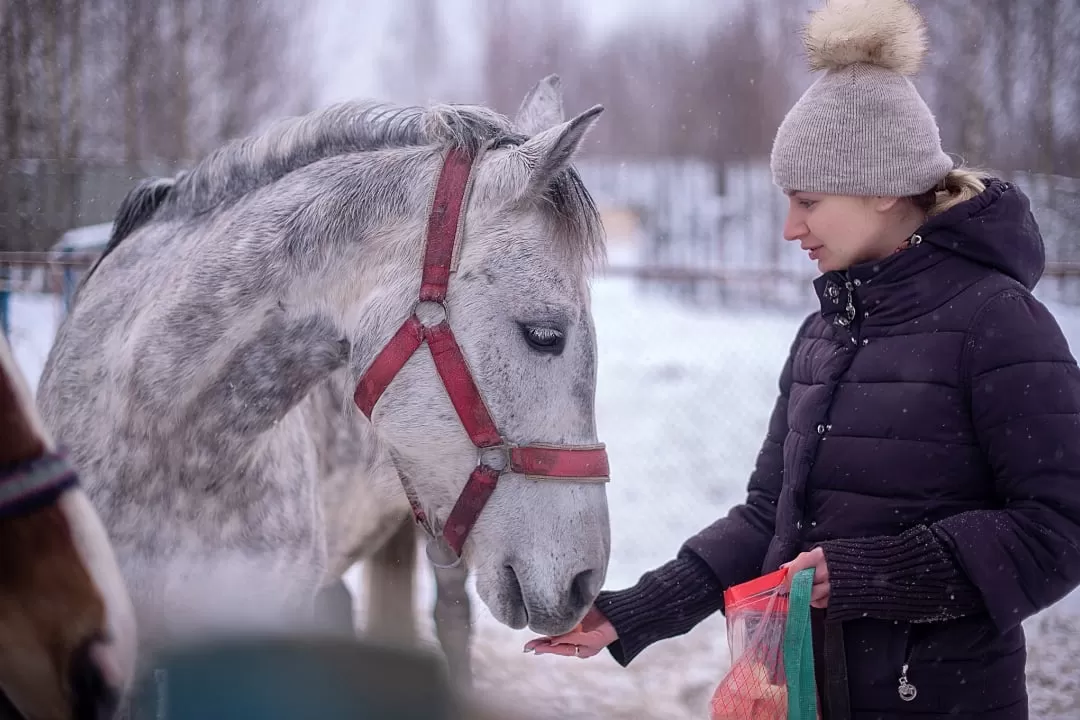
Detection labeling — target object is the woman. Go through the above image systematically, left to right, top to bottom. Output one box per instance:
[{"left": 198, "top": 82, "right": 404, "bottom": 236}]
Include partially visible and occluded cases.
[{"left": 525, "top": 1, "right": 1080, "bottom": 718}]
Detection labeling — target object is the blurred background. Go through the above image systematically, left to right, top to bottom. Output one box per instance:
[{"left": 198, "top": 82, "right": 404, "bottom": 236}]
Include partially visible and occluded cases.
[{"left": 2, "top": 1, "right": 1079, "bottom": 718}]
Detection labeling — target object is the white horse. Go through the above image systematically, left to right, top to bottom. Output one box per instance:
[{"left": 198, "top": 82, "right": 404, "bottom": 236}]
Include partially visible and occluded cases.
[{"left": 36, "top": 75, "right": 612, "bottom": 701}]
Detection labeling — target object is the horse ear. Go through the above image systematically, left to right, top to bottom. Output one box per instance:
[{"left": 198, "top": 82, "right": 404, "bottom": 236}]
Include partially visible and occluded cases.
[
  {"left": 512, "top": 74, "right": 565, "bottom": 135},
  {"left": 507, "top": 104, "right": 603, "bottom": 199}
]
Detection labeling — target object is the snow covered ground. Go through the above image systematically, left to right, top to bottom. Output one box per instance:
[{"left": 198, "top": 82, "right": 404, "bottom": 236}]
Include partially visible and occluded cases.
[{"left": 9, "top": 278, "right": 1080, "bottom": 719}]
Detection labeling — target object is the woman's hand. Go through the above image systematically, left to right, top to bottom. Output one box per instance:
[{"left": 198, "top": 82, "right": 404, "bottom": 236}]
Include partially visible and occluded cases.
[
  {"left": 781, "top": 546, "right": 831, "bottom": 608},
  {"left": 523, "top": 605, "right": 617, "bottom": 658}
]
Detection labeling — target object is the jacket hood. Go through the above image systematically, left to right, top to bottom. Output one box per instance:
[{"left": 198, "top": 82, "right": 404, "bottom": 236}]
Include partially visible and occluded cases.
[{"left": 918, "top": 177, "right": 1046, "bottom": 290}]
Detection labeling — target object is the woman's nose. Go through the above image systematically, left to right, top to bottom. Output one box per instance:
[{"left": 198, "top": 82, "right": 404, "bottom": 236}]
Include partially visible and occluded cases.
[{"left": 782, "top": 211, "right": 805, "bottom": 242}]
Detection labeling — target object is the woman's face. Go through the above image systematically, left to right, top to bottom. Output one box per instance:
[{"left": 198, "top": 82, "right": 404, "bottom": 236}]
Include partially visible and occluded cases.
[{"left": 782, "top": 191, "right": 904, "bottom": 273}]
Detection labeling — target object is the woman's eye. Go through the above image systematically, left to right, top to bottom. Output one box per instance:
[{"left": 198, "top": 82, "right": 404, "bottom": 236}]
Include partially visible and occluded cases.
[
  {"left": 799, "top": 200, "right": 816, "bottom": 209},
  {"left": 522, "top": 325, "right": 565, "bottom": 355}
]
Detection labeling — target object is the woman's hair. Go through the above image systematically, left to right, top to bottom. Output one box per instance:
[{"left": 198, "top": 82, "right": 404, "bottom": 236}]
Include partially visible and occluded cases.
[{"left": 909, "top": 167, "right": 988, "bottom": 216}]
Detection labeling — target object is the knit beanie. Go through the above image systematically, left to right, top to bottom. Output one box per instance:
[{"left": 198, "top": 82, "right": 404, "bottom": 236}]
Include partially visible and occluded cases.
[{"left": 770, "top": 0, "right": 955, "bottom": 197}]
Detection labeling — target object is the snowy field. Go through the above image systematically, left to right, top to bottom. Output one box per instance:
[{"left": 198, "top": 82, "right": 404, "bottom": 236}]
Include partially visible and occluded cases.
[{"left": 9, "top": 277, "right": 1080, "bottom": 719}]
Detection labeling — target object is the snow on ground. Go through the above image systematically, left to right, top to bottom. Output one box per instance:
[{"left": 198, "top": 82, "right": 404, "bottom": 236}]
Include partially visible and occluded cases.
[
  {"left": 10, "top": 278, "right": 1080, "bottom": 719},
  {"left": 7, "top": 292, "right": 65, "bottom": 392}
]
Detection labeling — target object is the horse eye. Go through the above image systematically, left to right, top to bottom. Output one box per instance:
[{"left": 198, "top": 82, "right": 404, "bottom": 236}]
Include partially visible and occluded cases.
[{"left": 521, "top": 325, "right": 565, "bottom": 355}]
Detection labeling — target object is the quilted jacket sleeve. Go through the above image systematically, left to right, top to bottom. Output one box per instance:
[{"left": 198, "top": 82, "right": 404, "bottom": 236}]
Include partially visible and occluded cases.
[{"left": 930, "top": 288, "right": 1080, "bottom": 633}]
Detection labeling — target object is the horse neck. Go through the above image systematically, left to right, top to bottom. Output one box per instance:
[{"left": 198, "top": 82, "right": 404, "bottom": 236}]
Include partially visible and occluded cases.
[{"left": 137, "top": 152, "right": 435, "bottom": 449}]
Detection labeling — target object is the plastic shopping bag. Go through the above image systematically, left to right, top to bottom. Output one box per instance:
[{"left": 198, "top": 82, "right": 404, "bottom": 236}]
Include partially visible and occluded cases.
[{"left": 710, "top": 567, "right": 818, "bottom": 720}]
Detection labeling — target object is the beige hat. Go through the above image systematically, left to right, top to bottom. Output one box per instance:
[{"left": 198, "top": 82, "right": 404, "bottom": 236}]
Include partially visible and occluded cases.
[{"left": 769, "top": 0, "right": 955, "bottom": 196}]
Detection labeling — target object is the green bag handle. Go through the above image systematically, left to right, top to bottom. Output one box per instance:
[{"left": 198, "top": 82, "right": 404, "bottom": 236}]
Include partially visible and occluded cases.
[{"left": 783, "top": 567, "right": 818, "bottom": 720}]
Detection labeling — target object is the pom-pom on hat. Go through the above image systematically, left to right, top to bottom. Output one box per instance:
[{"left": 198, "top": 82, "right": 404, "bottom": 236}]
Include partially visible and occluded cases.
[{"left": 770, "top": 0, "right": 954, "bottom": 197}]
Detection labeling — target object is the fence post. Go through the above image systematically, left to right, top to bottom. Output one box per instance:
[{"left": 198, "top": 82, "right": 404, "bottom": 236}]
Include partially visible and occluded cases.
[
  {"left": 61, "top": 247, "right": 76, "bottom": 318},
  {"left": 0, "top": 267, "right": 9, "bottom": 340}
]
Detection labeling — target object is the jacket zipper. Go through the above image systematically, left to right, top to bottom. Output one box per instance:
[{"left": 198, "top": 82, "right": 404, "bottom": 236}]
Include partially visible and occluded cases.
[
  {"left": 828, "top": 272, "right": 861, "bottom": 346},
  {"left": 897, "top": 626, "right": 918, "bottom": 702}
]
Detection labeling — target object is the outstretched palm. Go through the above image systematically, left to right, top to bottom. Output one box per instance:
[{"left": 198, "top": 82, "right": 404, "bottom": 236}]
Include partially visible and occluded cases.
[{"left": 523, "top": 606, "right": 618, "bottom": 658}]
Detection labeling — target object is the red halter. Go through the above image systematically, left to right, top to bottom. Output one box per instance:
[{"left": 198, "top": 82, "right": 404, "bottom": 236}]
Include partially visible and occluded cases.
[{"left": 353, "top": 147, "right": 611, "bottom": 558}]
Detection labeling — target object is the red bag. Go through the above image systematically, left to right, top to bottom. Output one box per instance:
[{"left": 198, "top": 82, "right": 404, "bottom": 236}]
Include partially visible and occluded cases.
[{"left": 710, "top": 568, "right": 792, "bottom": 720}]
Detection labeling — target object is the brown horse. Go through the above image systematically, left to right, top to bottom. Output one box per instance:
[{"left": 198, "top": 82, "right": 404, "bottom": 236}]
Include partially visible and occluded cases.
[{"left": 0, "top": 333, "right": 137, "bottom": 719}]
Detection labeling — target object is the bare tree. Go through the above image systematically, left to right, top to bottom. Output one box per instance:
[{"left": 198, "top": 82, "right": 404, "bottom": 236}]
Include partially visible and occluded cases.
[
  {"left": 0, "top": 0, "right": 315, "bottom": 251},
  {"left": 1, "top": 0, "right": 21, "bottom": 159},
  {"left": 65, "top": 0, "right": 83, "bottom": 160},
  {"left": 120, "top": 0, "right": 146, "bottom": 166},
  {"left": 172, "top": 0, "right": 192, "bottom": 163},
  {"left": 474, "top": 0, "right": 797, "bottom": 162},
  {"left": 1034, "top": 0, "right": 1058, "bottom": 175}
]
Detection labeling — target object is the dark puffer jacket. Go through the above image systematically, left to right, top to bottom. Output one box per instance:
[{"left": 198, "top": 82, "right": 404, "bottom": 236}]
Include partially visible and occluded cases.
[{"left": 596, "top": 179, "right": 1080, "bottom": 719}]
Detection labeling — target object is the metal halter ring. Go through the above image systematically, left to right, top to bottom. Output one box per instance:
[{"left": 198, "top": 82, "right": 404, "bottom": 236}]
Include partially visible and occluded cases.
[
  {"left": 414, "top": 299, "right": 448, "bottom": 328},
  {"left": 479, "top": 444, "right": 510, "bottom": 473}
]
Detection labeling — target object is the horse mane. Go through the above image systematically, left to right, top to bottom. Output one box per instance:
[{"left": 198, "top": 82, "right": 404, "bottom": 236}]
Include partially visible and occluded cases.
[
  {"left": 88, "top": 100, "right": 603, "bottom": 286},
  {"left": 78, "top": 177, "right": 175, "bottom": 286}
]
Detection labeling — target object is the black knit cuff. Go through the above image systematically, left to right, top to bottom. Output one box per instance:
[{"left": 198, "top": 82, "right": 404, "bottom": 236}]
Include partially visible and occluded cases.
[
  {"left": 818, "top": 525, "right": 985, "bottom": 624},
  {"left": 594, "top": 550, "right": 723, "bottom": 666}
]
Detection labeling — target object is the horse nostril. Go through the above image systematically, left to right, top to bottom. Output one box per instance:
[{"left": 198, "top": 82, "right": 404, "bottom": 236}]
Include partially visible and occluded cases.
[
  {"left": 570, "top": 569, "right": 599, "bottom": 611},
  {"left": 70, "top": 639, "right": 121, "bottom": 720}
]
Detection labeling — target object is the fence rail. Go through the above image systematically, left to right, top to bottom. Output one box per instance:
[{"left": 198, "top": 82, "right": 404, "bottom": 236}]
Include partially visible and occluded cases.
[
  {"left": 0, "top": 250, "right": 100, "bottom": 265},
  {"left": 5, "top": 250, "right": 1080, "bottom": 298},
  {"left": 0, "top": 252, "right": 97, "bottom": 336},
  {"left": 599, "top": 261, "right": 1080, "bottom": 310},
  {"left": 601, "top": 261, "right": 1080, "bottom": 281}
]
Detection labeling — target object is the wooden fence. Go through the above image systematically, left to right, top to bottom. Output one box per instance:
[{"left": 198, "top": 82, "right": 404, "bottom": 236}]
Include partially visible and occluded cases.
[{"left": 575, "top": 159, "right": 1080, "bottom": 311}]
